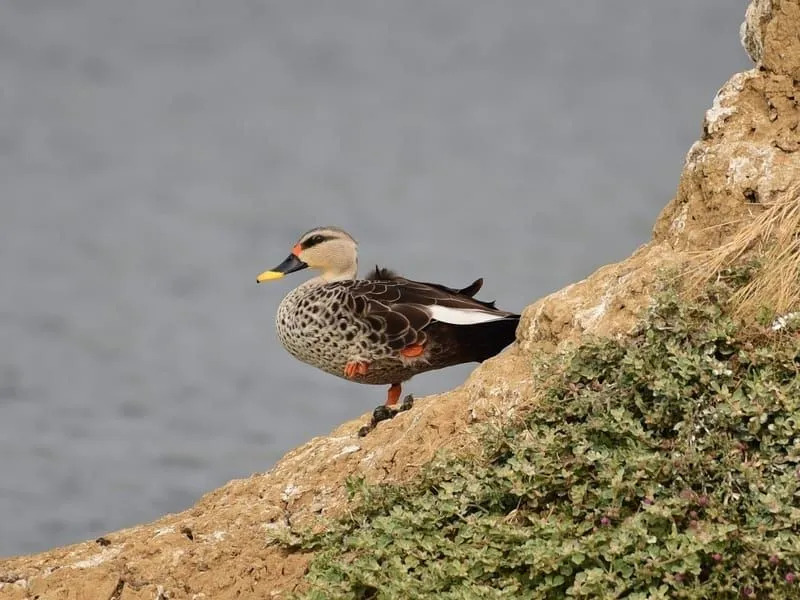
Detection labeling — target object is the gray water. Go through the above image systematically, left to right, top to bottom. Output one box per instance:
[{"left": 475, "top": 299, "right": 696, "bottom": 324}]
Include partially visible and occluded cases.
[{"left": 0, "top": 0, "right": 749, "bottom": 557}]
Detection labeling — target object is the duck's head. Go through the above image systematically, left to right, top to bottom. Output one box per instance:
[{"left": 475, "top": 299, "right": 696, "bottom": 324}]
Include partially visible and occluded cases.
[{"left": 257, "top": 226, "right": 358, "bottom": 283}]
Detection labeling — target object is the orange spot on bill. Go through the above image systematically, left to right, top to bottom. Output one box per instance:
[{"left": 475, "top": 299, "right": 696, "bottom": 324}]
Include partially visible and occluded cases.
[
  {"left": 291, "top": 243, "right": 303, "bottom": 256},
  {"left": 400, "top": 344, "right": 424, "bottom": 358}
]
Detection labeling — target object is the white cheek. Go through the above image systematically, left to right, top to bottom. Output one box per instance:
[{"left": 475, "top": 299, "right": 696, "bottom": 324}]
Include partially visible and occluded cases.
[{"left": 299, "top": 251, "right": 317, "bottom": 268}]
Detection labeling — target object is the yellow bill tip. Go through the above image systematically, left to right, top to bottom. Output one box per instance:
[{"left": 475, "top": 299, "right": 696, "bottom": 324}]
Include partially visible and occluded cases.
[{"left": 256, "top": 270, "right": 285, "bottom": 283}]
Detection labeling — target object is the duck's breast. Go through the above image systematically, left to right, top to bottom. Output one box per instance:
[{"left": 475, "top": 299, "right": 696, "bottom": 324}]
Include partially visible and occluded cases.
[{"left": 274, "top": 283, "right": 395, "bottom": 378}]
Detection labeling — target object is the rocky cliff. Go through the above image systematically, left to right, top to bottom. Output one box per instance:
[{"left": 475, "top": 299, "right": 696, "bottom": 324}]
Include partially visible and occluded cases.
[{"left": 2, "top": 1, "right": 799, "bottom": 598}]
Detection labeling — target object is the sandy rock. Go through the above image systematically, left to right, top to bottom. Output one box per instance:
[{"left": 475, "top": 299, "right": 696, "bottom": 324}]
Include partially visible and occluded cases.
[
  {"left": 741, "top": 0, "right": 800, "bottom": 78},
  {"left": 654, "top": 70, "right": 800, "bottom": 252}
]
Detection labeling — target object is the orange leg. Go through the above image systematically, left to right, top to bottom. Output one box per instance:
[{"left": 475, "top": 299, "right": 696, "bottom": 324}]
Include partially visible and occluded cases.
[
  {"left": 400, "top": 344, "right": 425, "bottom": 358},
  {"left": 344, "top": 360, "right": 370, "bottom": 378},
  {"left": 386, "top": 383, "right": 402, "bottom": 406}
]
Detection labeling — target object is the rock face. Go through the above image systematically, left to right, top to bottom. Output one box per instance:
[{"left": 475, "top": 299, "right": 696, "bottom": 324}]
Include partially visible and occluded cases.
[
  {"left": 741, "top": 0, "right": 800, "bottom": 79},
  {"left": 2, "top": 1, "right": 799, "bottom": 598}
]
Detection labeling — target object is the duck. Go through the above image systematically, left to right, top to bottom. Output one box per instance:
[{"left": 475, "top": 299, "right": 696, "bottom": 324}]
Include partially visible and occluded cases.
[{"left": 257, "top": 226, "right": 520, "bottom": 428}]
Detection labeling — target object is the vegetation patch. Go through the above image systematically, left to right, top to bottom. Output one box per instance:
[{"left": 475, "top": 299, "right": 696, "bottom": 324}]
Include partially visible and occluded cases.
[
  {"left": 688, "top": 188, "right": 800, "bottom": 321},
  {"left": 287, "top": 277, "right": 800, "bottom": 599}
]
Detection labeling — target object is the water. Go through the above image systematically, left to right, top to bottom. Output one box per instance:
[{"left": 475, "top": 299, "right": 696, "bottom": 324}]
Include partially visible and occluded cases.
[{"left": 0, "top": 0, "right": 749, "bottom": 557}]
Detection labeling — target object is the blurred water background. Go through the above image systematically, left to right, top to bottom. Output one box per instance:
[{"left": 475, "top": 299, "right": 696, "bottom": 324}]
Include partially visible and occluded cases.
[{"left": 0, "top": 0, "right": 749, "bottom": 556}]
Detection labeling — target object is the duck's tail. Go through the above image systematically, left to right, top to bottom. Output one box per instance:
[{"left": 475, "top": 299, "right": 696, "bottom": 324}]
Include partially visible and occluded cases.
[{"left": 459, "top": 315, "right": 521, "bottom": 362}]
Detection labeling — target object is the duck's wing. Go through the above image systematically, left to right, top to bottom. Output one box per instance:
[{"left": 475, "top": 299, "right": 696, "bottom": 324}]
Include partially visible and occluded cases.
[
  {"left": 365, "top": 265, "right": 487, "bottom": 302},
  {"left": 343, "top": 277, "right": 517, "bottom": 351}
]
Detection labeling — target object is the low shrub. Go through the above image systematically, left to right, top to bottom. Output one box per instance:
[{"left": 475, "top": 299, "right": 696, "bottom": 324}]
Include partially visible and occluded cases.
[{"left": 290, "top": 282, "right": 800, "bottom": 599}]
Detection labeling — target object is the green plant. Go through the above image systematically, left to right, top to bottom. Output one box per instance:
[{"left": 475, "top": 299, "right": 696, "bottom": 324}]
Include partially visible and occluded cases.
[{"left": 289, "top": 285, "right": 800, "bottom": 599}]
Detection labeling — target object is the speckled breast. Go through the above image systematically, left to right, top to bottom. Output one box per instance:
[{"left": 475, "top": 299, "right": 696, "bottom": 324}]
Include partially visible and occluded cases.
[{"left": 274, "top": 281, "right": 407, "bottom": 384}]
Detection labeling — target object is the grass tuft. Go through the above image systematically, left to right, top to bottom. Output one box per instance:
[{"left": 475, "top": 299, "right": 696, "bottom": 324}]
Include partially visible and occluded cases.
[{"left": 686, "top": 187, "right": 800, "bottom": 321}]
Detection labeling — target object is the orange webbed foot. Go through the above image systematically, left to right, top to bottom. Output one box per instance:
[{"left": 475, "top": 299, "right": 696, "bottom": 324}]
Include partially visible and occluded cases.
[
  {"left": 344, "top": 360, "right": 370, "bottom": 378},
  {"left": 357, "top": 389, "right": 415, "bottom": 437}
]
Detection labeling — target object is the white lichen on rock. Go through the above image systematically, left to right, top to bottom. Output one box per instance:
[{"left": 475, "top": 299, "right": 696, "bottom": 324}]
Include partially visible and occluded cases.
[
  {"left": 740, "top": 0, "right": 771, "bottom": 63},
  {"left": 704, "top": 71, "right": 753, "bottom": 135},
  {"left": 333, "top": 444, "right": 361, "bottom": 459},
  {"left": 281, "top": 483, "right": 300, "bottom": 503},
  {"left": 153, "top": 526, "right": 175, "bottom": 537},
  {"left": 70, "top": 547, "right": 120, "bottom": 569}
]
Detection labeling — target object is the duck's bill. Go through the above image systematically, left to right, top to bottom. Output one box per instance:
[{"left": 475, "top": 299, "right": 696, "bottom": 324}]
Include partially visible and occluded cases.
[{"left": 257, "top": 254, "right": 308, "bottom": 282}]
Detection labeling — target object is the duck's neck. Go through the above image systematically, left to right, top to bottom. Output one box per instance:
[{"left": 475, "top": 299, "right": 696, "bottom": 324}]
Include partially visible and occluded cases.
[
  {"left": 324, "top": 261, "right": 358, "bottom": 282},
  {"left": 304, "top": 264, "right": 358, "bottom": 286}
]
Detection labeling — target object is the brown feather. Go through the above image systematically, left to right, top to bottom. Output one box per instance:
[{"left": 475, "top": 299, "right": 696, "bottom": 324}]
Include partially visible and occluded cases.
[
  {"left": 364, "top": 265, "right": 489, "bottom": 304},
  {"left": 366, "top": 265, "right": 400, "bottom": 280},
  {"left": 332, "top": 272, "right": 518, "bottom": 354}
]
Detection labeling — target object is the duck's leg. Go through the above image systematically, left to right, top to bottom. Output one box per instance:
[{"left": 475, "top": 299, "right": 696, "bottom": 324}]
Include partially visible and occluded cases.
[
  {"left": 386, "top": 383, "right": 402, "bottom": 406},
  {"left": 387, "top": 383, "right": 414, "bottom": 412}
]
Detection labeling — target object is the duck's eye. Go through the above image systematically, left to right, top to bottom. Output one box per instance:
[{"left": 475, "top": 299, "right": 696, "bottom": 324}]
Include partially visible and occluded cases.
[{"left": 303, "top": 235, "right": 326, "bottom": 249}]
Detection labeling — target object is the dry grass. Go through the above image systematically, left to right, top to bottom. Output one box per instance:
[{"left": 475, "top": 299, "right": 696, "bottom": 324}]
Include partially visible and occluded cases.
[{"left": 686, "top": 186, "right": 800, "bottom": 320}]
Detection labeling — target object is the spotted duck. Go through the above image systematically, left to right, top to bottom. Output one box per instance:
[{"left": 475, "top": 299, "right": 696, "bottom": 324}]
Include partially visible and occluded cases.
[{"left": 257, "top": 227, "right": 519, "bottom": 426}]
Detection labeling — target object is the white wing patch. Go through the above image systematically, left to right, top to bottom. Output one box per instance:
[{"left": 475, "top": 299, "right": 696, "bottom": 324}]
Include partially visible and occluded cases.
[{"left": 428, "top": 305, "right": 507, "bottom": 325}]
